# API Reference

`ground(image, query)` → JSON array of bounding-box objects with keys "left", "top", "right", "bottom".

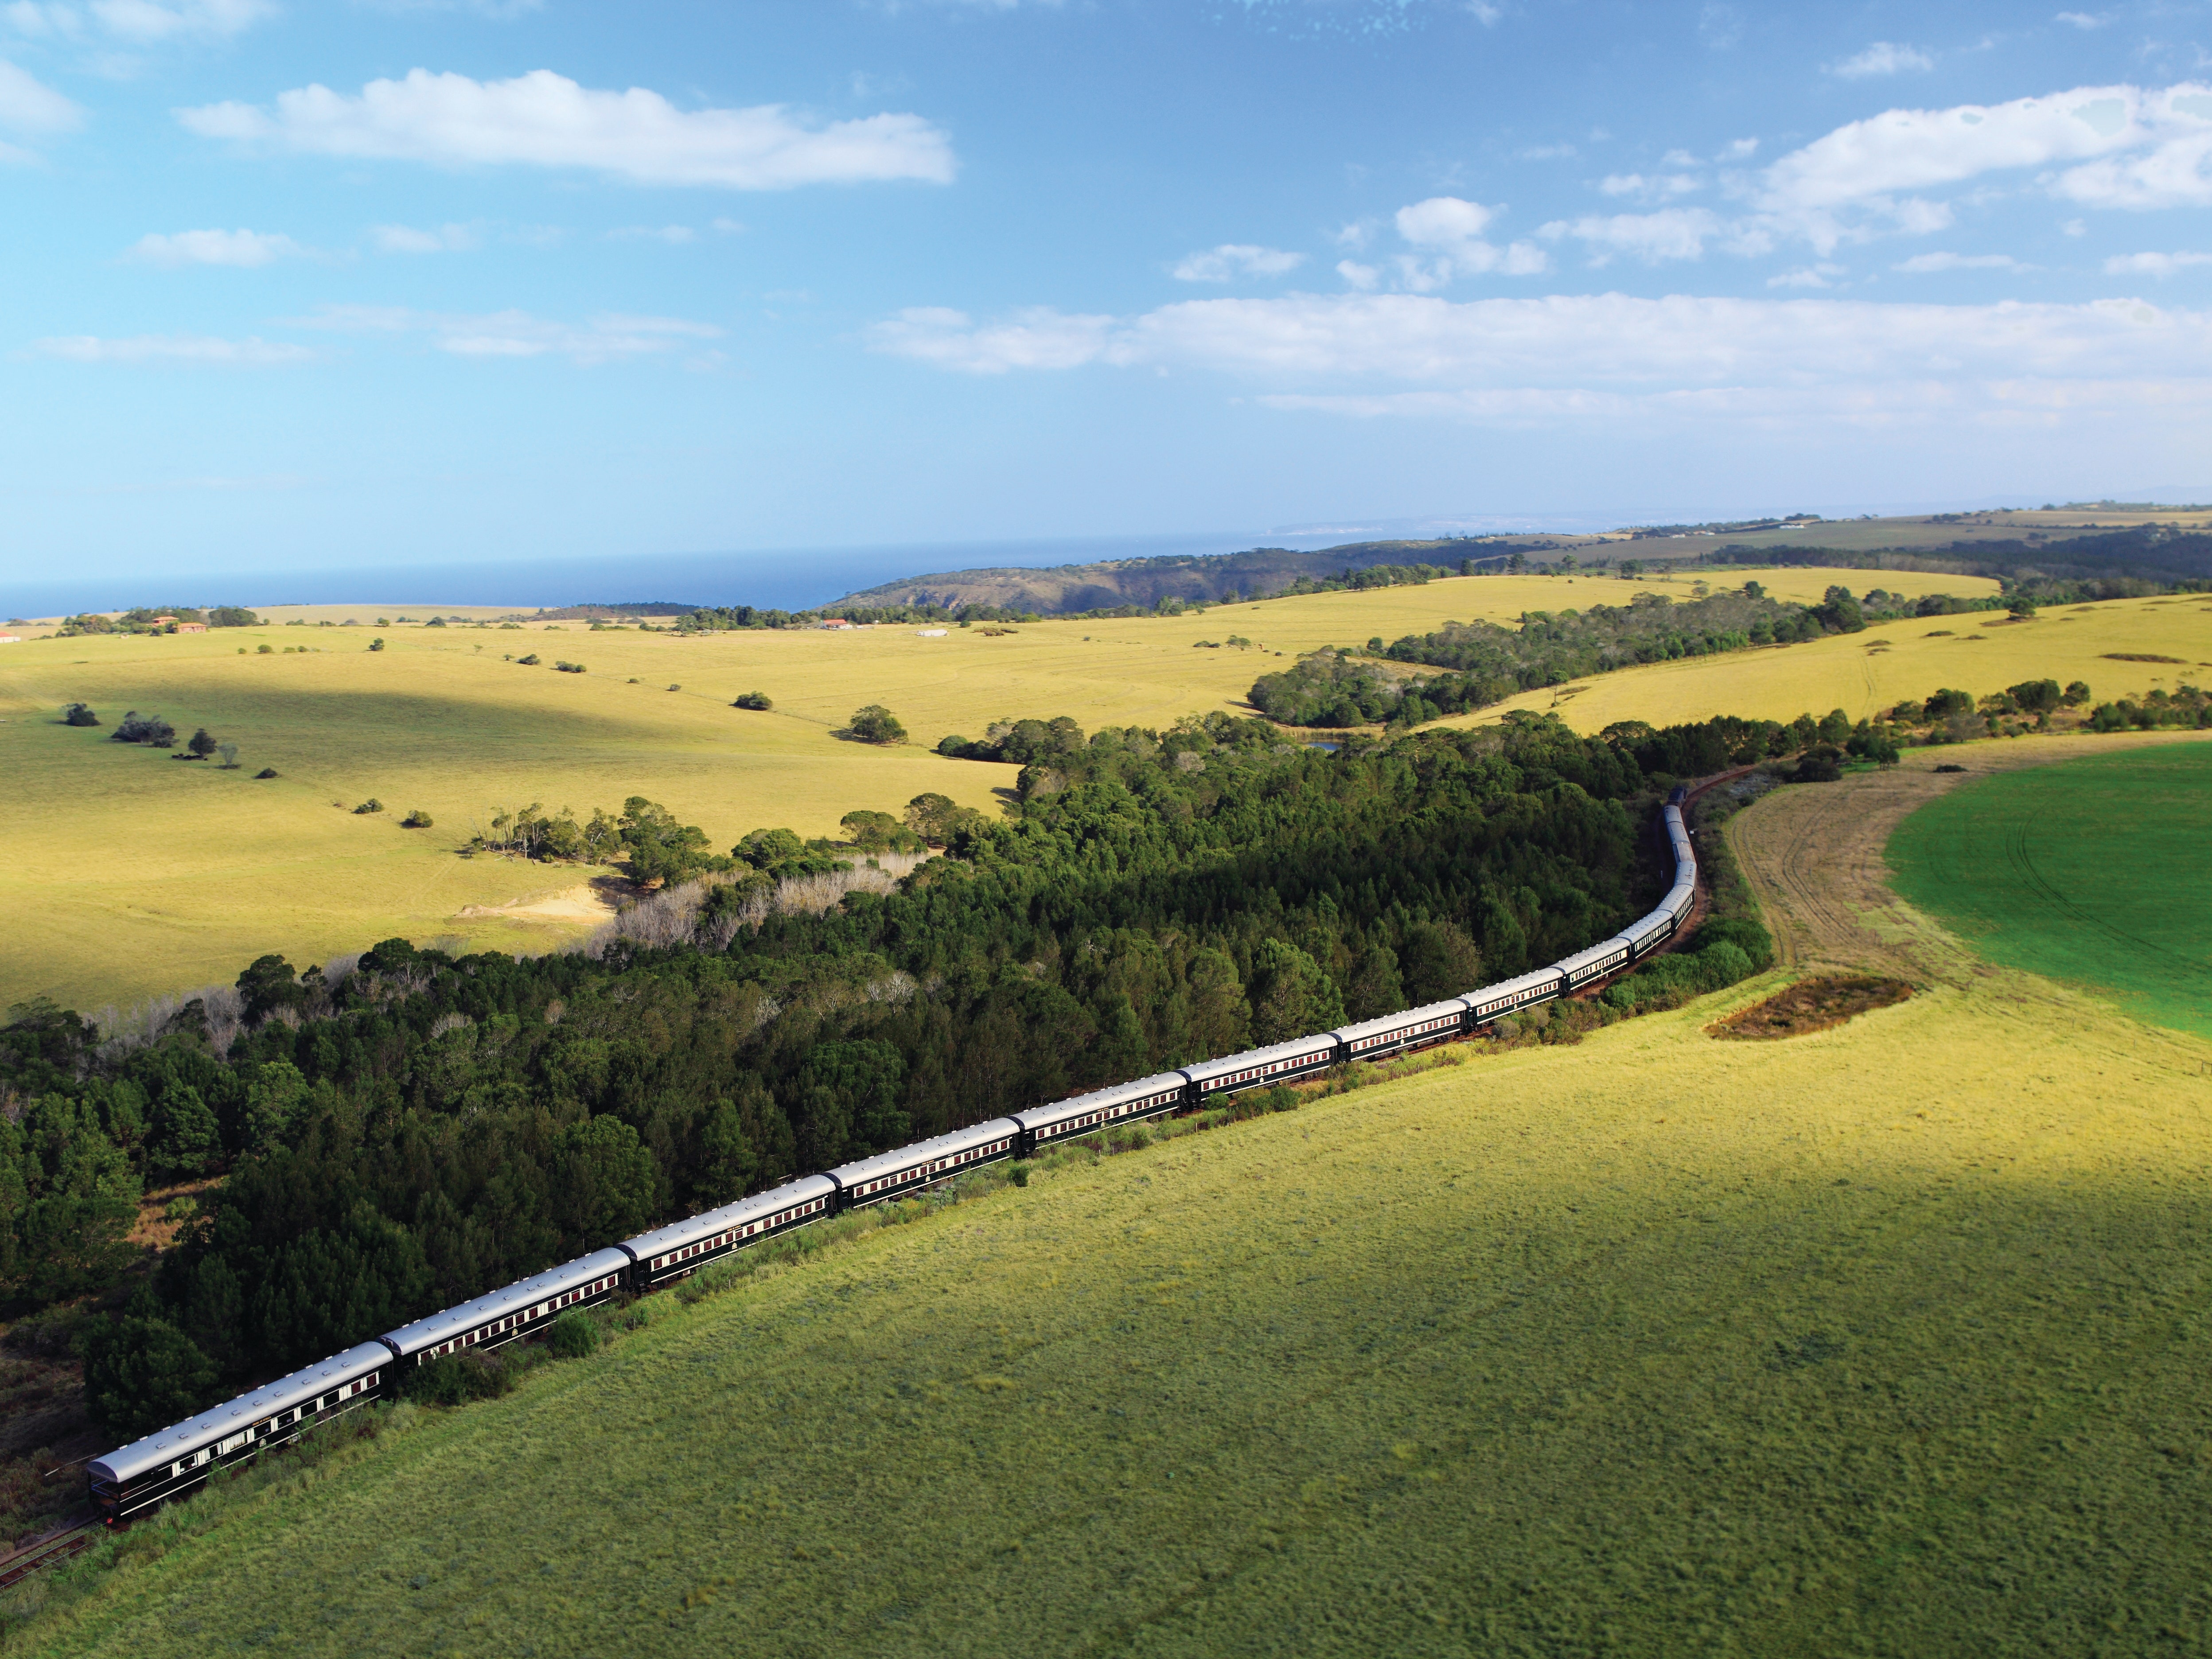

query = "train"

[{"left": 87, "top": 790, "right": 1697, "bottom": 1524}]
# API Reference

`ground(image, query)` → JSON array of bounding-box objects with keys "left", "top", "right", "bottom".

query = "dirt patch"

[
  {"left": 456, "top": 878, "right": 628, "bottom": 924},
  {"left": 1708, "top": 976, "right": 1913, "bottom": 1040},
  {"left": 128, "top": 1177, "right": 220, "bottom": 1252}
]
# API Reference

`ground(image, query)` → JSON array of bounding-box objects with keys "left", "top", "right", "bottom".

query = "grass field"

[
  {"left": 19, "top": 950, "right": 2212, "bottom": 1656},
  {"left": 1887, "top": 743, "right": 2212, "bottom": 1041},
  {"left": 0, "top": 567, "right": 1995, "bottom": 1012},
  {"left": 1457, "top": 592, "right": 2212, "bottom": 736}
]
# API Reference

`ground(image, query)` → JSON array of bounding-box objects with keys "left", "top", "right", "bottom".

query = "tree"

[
  {"left": 796, "top": 1040, "right": 908, "bottom": 1166},
  {"left": 187, "top": 727, "right": 219, "bottom": 759},
  {"left": 207, "top": 607, "right": 259, "bottom": 628},
  {"left": 216, "top": 743, "right": 239, "bottom": 769},
  {"left": 550, "top": 1116, "right": 658, "bottom": 1248},
  {"left": 2062, "top": 680, "right": 2092, "bottom": 707},
  {"left": 1815, "top": 585, "right": 1865, "bottom": 634},
  {"left": 848, "top": 705, "right": 908, "bottom": 745},
  {"left": 1247, "top": 939, "right": 1346, "bottom": 1046},
  {"left": 840, "top": 810, "right": 899, "bottom": 852},
  {"left": 1399, "top": 920, "right": 1485, "bottom": 1005},
  {"left": 236, "top": 954, "right": 303, "bottom": 1024},
  {"left": 60, "top": 702, "right": 98, "bottom": 727},
  {"left": 112, "top": 711, "right": 176, "bottom": 747},
  {"left": 1923, "top": 688, "right": 1976, "bottom": 724},
  {"left": 904, "top": 792, "right": 959, "bottom": 843},
  {"left": 2007, "top": 595, "right": 2038, "bottom": 619},
  {"left": 2008, "top": 678, "right": 2063, "bottom": 715},
  {"left": 1816, "top": 708, "right": 1851, "bottom": 745},
  {"left": 731, "top": 690, "right": 772, "bottom": 710},
  {"left": 244, "top": 1059, "right": 313, "bottom": 1153},
  {"left": 1741, "top": 580, "right": 1764, "bottom": 600},
  {"left": 694, "top": 1098, "right": 759, "bottom": 1206},
  {"left": 619, "top": 797, "right": 728, "bottom": 887},
  {"left": 368, "top": 637, "right": 386, "bottom": 652},
  {"left": 82, "top": 1311, "right": 218, "bottom": 1439},
  {"left": 149, "top": 1085, "right": 221, "bottom": 1180}
]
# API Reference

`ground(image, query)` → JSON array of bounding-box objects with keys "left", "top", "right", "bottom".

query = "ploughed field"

[
  {"left": 0, "top": 567, "right": 1993, "bottom": 1011},
  {"left": 1456, "top": 592, "right": 2212, "bottom": 736},
  {"left": 26, "top": 947, "right": 2212, "bottom": 1657},
  {"left": 1887, "top": 741, "right": 2212, "bottom": 1041}
]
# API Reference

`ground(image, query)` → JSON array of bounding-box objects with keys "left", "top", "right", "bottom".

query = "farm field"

[
  {"left": 1456, "top": 592, "right": 2212, "bottom": 735},
  {"left": 23, "top": 932, "right": 2212, "bottom": 1654},
  {"left": 0, "top": 566, "right": 1993, "bottom": 1012},
  {"left": 1888, "top": 743, "right": 2212, "bottom": 1040}
]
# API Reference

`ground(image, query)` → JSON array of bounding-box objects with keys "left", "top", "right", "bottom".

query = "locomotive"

[{"left": 88, "top": 793, "right": 1696, "bottom": 1523}]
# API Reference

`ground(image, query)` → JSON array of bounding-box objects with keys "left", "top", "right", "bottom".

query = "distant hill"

[{"left": 829, "top": 540, "right": 1538, "bottom": 615}]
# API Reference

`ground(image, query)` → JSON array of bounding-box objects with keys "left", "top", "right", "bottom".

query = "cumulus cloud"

[
  {"left": 1599, "top": 171, "right": 1702, "bottom": 201},
  {"left": 871, "top": 290, "right": 2204, "bottom": 380},
  {"left": 178, "top": 68, "right": 957, "bottom": 189},
  {"left": 127, "top": 227, "right": 304, "bottom": 266},
  {"left": 372, "top": 222, "right": 480, "bottom": 254},
  {"left": 292, "top": 303, "right": 723, "bottom": 364},
  {"left": 1831, "top": 42, "right": 1934, "bottom": 78},
  {"left": 1388, "top": 196, "right": 1547, "bottom": 288},
  {"left": 31, "top": 331, "right": 312, "bottom": 364},
  {"left": 1893, "top": 251, "right": 2028, "bottom": 272},
  {"left": 2055, "top": 11, "right": 2109, "bottom": 27},
  {"left": 0, "top": 55, "right": 79, "bottom": 157},
  {"left": 7, "top": 0, "right": 270, "bottom": 40},
  {"left": 1767, "top": 263, "right": 1846, "bottom": 288},
  {"left": 2105, "top": 250, "right": 2212, "bottom": 275},
  {"left": 1172, "top": 243, "right": 1305, "bottom": 282}
]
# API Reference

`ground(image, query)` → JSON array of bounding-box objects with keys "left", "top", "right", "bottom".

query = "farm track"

[{"left": 1722, "top": 730, "right": 2212, "bottom": 982}]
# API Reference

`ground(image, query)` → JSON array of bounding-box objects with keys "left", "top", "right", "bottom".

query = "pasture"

[
  {"left": 1887, "top": 743, "right": 2212, "bottom": 1040},
  {"left": 1458, "top": 592, "right": 2212, "bottom": 735},
  {"left": 21, "top": 946, "right": 2212, "bottom": 1656},
  {"left": 0, "top": 567, "right": 1992, "bottom": 1012}
]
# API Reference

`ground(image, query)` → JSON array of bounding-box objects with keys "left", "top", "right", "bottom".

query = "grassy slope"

[
  {"left": 1887, "top": 743, "right": 2212, "bottom": 1040},
  {"left": 27, "top": 952, "right": 2212, "bottom": 1658},
  {"left": 1453, "top": 592, "right": 2212, "bottom": 734},
  {"left": 0, "top": 567, "right": 1991, "bottom": 1010}
]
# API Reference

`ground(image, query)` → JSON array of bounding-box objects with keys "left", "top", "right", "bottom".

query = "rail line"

[{"left": 0, "top": 1524, "right": 96, "bottom": 1589}]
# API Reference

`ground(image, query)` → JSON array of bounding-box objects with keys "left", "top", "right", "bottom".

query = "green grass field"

[
  {"left": 1887, "top": 744, "right": 2212, "bottom": 1040},
  {"left": 20, "top": 953, "right": 2212, "bottom": 1657},
  {"left": 0, "top": 567, "right": 1998, "bottom": 1012}
]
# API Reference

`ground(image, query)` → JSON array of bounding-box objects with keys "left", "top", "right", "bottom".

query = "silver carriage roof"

[
  {"left": 619, "top": 1174, "right": 837, "bottom": 1261},
  {"left": 828, "top": 1117, "right": 1023, "bottom": 1188},
  {"left": 1467, "top": 967, "right": 1566, "bottom": 1006},
  {"left": 1331, "top": 997, "right": 1471, "bottom": 1047},
  {"left": 1010, "top": 1072, "right": 1187, "bottom": 1133},
  {"left": 90, "top": 1340, "right": 390, "bottom": 1486},
  {"left": 1621, "top": 908, "right": 1675, "bottom": 947},
  {"left": 1554, "top": 934, "right": 1636, "bottom": 976},
  {"left": 382, "top": 1246, "right": 631, "bottom": 1358},
  {"left": 1179, "top": 1031, "right": 1338, "bottom": 1085}
]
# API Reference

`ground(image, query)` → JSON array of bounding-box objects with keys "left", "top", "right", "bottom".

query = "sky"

[{"left": 3, "top": 0, "right": 2212, "bottom": 610}]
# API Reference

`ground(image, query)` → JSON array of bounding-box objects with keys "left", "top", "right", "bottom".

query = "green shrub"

[
  {"left": 732, "top": 690, "right": 772, "bottom": 710},
  {"left": 401, "top": 810, "right": 433, "bottom": 829},
  {"left": 367, "top": 637, "right": 385, "bottom": 653},
  {"left": 847, "top": 704, "right": 907, "bottom": 744},
  {"left": 354, "top": 798, "right": 384, "bottom": 814},
  {"left": 254, "top": 767, "right": 279, "bottom": 779},
  {"left": 60, "top": 702, "right": 98, "bottom": 727},
  {"left": 547, "top": 1312, "right": 599, "bottom": 1359},
  {"left": 517, "top": 653, "right": 541, "bottom": 666}
]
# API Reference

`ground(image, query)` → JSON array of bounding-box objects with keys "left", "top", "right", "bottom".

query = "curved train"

[{"left": 89, "top": 790, "right": 1697, "bottom": 1523}]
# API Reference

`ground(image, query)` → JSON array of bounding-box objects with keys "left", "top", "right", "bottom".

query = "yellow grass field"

[
  {"left": 1457, "top": 592, "right": 2212, "bottom": 734},
  {"left": 0, "top": 568, "right": 1994, "bottom": 1012}
]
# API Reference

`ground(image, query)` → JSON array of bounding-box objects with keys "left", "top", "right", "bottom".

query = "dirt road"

[{"left": 1722, "top": 729, "right": 2212, "bottom": 983}]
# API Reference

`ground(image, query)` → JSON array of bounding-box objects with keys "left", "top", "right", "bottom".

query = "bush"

[
  {"left": 732, "top": 690, "right": 772, "bottom": 710},
  {"left": 401, "top": 809, "right": 433, "bottom": 829},
  {"left": 254, "top": 767, "right": 279, "bottom": 779},
  {"left": 60, "top": 702, "right": 98, "bottom": 727},
  {"left": 554, "top": 661, "right": 586, "bottom": 674},
  {"left": 354, "top": 798, "right": 384, "bottom": 814},
  {"left": 401, "top": 1351, "right": 525, "bottom": 1406},
  {"left": 1790, "top": 744, "right": 1844, "bottom": 783},
  {"left": 547, "top": 1312, "right": 600, "bottom": 1359},
  {"left": 517, "top": 653, "right": 541, "bottom": 666},
  {"left": 848, "top": 704, "right": 907, "bottom": 744},
  {"left": 186, "top": 728, "right": 219, "bottom": 759},
  {"left": 257, "top": 643, "right": 273, "bottom": 654},
  {"left": 111, "top": 711, "right": 177, "bottom": 747}
]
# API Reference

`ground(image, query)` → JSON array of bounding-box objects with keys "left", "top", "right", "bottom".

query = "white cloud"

[
  {"left": 1832, "top": 42, "right": 1935, "bottom": 78},
  {"left": 178, "top": 67, "right": 957, "bottom": 189},
  {"left": 127, "top": 226, "right": 304, "bottom": 266},
  {"left": 31, "top": 331, "right": 312, "bottom": 364},
  {"left": 371, "top": 222, "right": 480, "bottom": 254},
  {"left": 89, "top": 0, "right": 269, "bottom": 40},
  {"left": 1466, "top": 1, "right": 1501, "bottom": 25},
  {"left": 1599, "top": 171, "right": 1702, "bottom": 200},
  {"left": 0, "top": 56, "right": 79, "bottom": 150},
  {"left": 292, "top": 302, "right": 724, "bottom": 364},
  {"left": 1768, "top": 263, "right": 1846, "bottom": 288},
  {"left": 1541, "top": 207, "right": 1731, "bottom": 264},
  {"left": 2056, "top": 11, "right": 2110, "bottom": 28},
  {"left": 2052, "top": 128, "right": 2212, "bottom": 209},
  {"left": 1171, "top": 243, "right": 1305, "bottom": 283},
  {"left": 1386, "top": 195, "right": 1547, "bottom": 288},
  {"left": 1893, "top": 251, "right": 2028, "bottom": 272},
  {"left": 1336, "top": 259, "right": 1379, "bottom": 291},
  {"left": 1718, "top": 137, "right": 1759, "bottom": 161},
  {"left": 867, "top": 291, "right": 2212, "bottom": 401},
  {"left": 609, "top": 223, "right": 698, "bottom": 244},
  {"left": 2105, "top": 250, "right": 2212, "bottom": 275}
]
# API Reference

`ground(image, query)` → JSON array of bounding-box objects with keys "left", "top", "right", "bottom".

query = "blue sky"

[{"left": 3, "top": 0, "right": 2212, "bottom": 607}]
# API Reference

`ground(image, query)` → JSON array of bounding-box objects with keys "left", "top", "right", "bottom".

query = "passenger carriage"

[
  {"left": 621, "top": 1176, "right": 837, "bottom": 1291},
  {"left": 1012, "top": 1074, "right": 1187, "bottom": 1155},
  {"left": 383, "top": 1248, "right": 630, "bottom": 1369},
  {"left": 1464, "top": 968, "right": 1566, "bottom": 1025},
  {"left": 1331, "top": 998, "right": 1472, "bottom": 1063},
  {"left": 1178, "top": 1032, "right": 1339, "bottom": 1101},
  {"left": 87, "top": 1342, "right": 388, "bottom": 1523},
  {"left": 829, "top": 1119, "right": 1021, "bottom": 1211}
]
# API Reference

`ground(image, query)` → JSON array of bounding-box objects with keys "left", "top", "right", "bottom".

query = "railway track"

[{"left": 0, "top": 1523, "right": 97, "bottom": 1589}]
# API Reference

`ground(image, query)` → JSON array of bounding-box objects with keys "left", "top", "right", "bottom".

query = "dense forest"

[{"left": 3, "top": 710, "right": 1754, "bottom": 1437}]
